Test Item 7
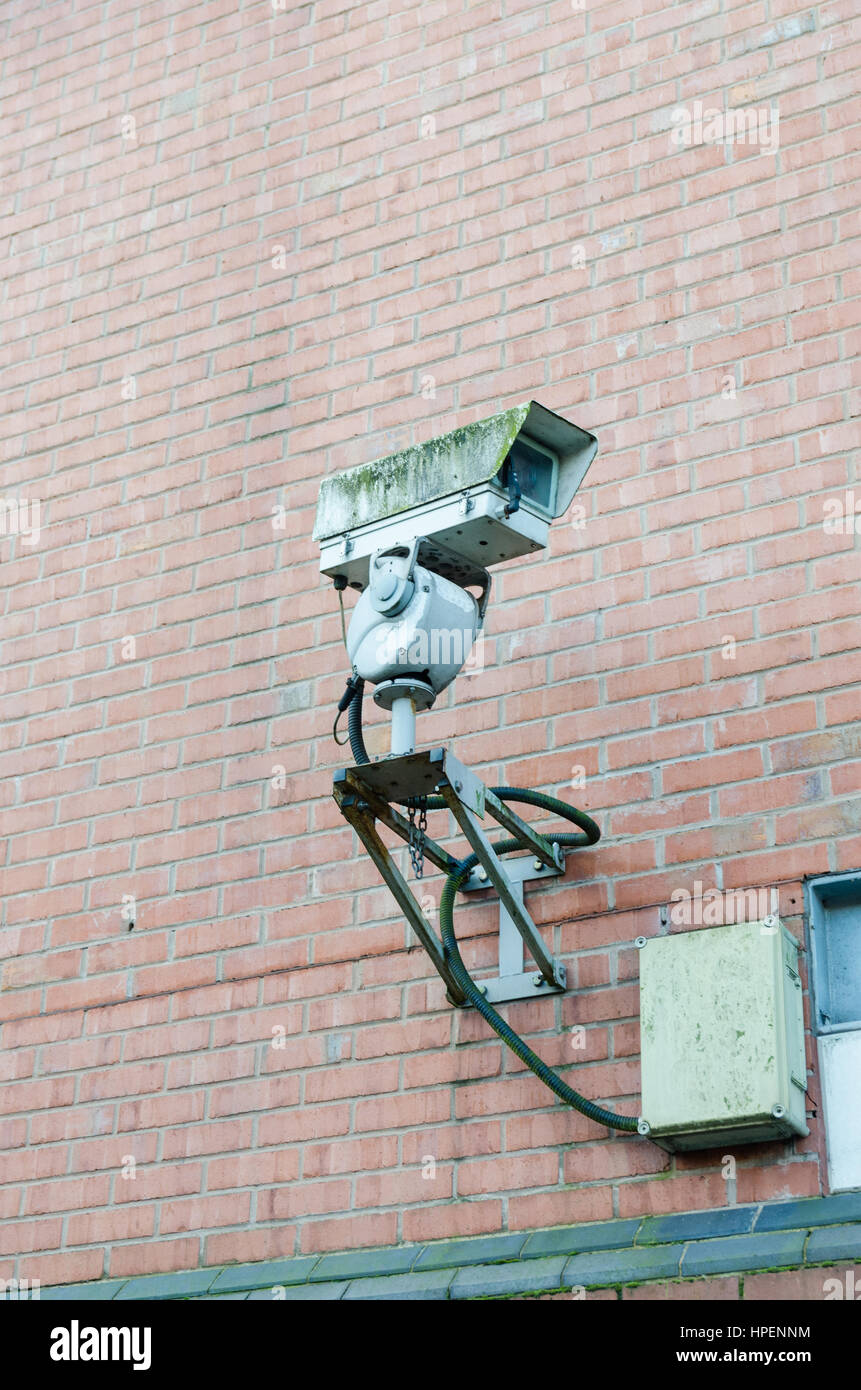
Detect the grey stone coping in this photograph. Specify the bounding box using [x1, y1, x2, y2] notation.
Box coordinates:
[638, 1206, 758, 1245]
[115, 1268, 218, 1301]
[680, 1230, 807, 1278]
[312, 1245, 422, 1282]
[344, 1269, 456, 1300]
[31, 1191, 861, 1302]
[806, 1223, 861, 1263]
[451, 1256, 568, 1299]
[248, 1280, 348, 1301]
[564, 1242, 685, 1288]
[414, 1232, 526, 1270]
[210, 1255, 319, 1294]
[39, 1278, 129, 1302]
[190, 1290, 250, 1301]
[520, 1218, 641, 1259]
[753, 1190, 861, 1232]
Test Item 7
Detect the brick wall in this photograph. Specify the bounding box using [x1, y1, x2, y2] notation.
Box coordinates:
[1, 0, 859, 1287]
[536, 1267, 861, 1299]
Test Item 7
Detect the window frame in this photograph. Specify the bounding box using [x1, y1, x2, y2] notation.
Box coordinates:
[807, 870, 861, 1036]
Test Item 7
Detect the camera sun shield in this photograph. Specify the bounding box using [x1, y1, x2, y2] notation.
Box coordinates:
[314, 400, 597, 590]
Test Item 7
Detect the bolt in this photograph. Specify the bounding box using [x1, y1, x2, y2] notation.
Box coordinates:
[477, 867, 488, 882]
[532, 973, 543, 987]
[533, 857, 542, 871]
[454, 780, 462, 792]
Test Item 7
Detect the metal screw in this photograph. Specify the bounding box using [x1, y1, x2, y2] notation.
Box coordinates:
[533, 857, 542, 871]
[532, 973, 543, 987]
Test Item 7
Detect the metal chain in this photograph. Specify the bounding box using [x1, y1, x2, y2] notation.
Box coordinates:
[407, 797, 428, 879]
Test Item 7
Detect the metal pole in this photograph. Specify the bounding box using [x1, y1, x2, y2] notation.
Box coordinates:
[390, 694, 416, 756]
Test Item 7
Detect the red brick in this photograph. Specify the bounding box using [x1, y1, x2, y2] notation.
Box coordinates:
[204, 1225, 298, 1268]
[109, 1238, 201, 1279]
[744, 1266, 859, 1300]
[734, 1161, 820, 1204]
[617, 1175, 729, 1218]
[299, 1213, 399, 1254]
[401, 1201, 504, 1244]
[160, 1193, 252, 1235]
[19, 1248, 104, 1287]
[623, 1276, 740, 1300]
[508, 1186, 614, 1231]
[0, 1219, 63, 1257]
[66, 1206, 156, 1247]
[114, 1164, 204, 1205]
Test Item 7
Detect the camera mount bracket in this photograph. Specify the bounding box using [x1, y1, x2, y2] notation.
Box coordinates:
[332, 746, 567, 1007]
[460, 855, 567, 1004]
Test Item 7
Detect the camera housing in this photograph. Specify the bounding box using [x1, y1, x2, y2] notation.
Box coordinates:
[313, 400, 597, 592]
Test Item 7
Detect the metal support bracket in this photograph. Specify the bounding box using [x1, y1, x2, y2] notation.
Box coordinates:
[334, 788, 467, 1005]
[461, 855, 567, 1004]
[332, 747, 567, 1008]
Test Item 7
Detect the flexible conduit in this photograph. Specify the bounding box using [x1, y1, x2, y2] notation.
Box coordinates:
[346, 678, 638, 1132]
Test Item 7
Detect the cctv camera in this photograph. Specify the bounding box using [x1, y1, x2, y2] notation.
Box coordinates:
[315, 401, 597, 753]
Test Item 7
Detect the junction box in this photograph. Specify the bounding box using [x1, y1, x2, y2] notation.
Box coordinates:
[638, 918, 809, 1152]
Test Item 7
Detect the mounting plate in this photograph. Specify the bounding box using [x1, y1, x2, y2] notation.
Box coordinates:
[348, 746, 486, 816]
[462, 853, 566, 1003]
